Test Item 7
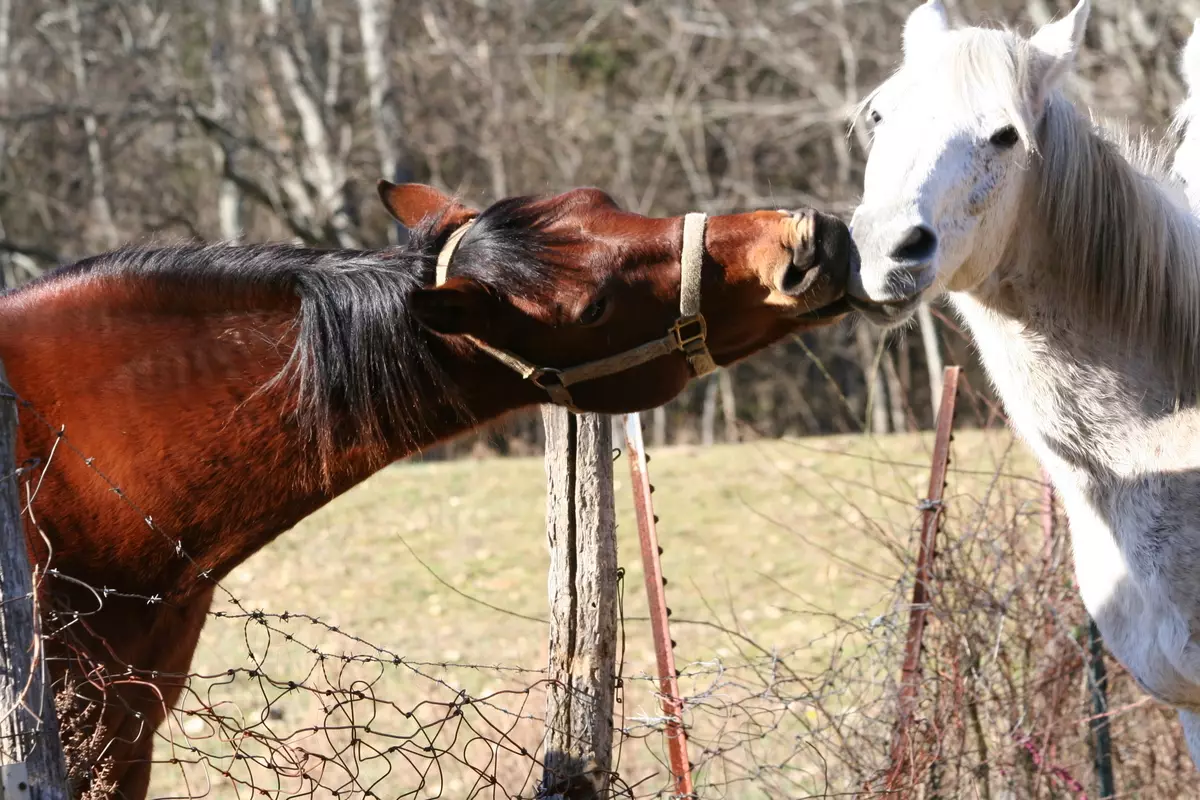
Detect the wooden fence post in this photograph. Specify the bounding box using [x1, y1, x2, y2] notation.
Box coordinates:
[539, 407, 618, 800]
[0, 361, 69, 800]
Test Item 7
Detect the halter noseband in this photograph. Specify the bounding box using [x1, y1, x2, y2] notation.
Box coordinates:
[434, 212, 717, 411]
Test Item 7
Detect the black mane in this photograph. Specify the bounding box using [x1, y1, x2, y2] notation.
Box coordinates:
[19, 196, 580, 467]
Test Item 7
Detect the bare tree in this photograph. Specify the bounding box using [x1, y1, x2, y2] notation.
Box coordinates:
[701, 375, 719, 446]
[356, 0, 403, 243]
[1, 0, 1189, 454]
[0, 0, 38, 288]
[856, 325, 889, 435]
[652, 406, 667, 448]
[64, 0, 119, 251]
[257, 0, 358, 248]
[209, 0, 244, 242]
[719, 369, 738, 443]
[917, 305, 944, 422]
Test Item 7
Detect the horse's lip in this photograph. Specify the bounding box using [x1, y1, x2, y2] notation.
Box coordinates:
[846, 293, 917, 311]
[846, 294, 920, 323]
[795, 294, 853, 321]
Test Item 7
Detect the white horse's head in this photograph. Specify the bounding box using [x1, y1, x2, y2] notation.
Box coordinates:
[848, 0, 1090, 326]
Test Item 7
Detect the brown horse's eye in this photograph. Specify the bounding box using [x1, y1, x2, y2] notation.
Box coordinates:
[578, 296, 611, 327]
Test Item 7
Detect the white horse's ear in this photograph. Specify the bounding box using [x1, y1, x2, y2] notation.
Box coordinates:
[903, 1, 949, 60]
[1182, 19, 1200, 94]
[1027, 0, 1089, 109]
[1029, 0, 1089, 74]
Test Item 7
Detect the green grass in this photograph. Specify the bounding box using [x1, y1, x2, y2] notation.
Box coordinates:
[146, 429, 1043, 799]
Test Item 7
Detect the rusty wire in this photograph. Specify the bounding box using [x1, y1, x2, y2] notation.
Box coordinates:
[0, 371, 1195, 800]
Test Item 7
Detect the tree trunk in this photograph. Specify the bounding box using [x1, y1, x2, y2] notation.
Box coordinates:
[780, 375, 820, 435]
[718, 368, 737, 443]
[652, 406, 667, 448]
[916, 304, 944, 427]
[0, 0, 10, 180]
[856, 324, 890, 434]
[882, 350, 907, 433]
[700, 375, 718, 446]
[66, 0, 118, 252]
[356, 0, 403, 244]
[0, 6, 17, 289]
[210, 1, 244, 242]
[754, 380, 777, 437]
[258, 0, 359, 248]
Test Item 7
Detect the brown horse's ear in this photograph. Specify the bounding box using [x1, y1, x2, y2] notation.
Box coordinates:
[410, 277, 494, 338]
[377, 180, 478, 234]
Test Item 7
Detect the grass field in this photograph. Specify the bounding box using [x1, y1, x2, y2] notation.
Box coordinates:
[146, 428, 1044, 799]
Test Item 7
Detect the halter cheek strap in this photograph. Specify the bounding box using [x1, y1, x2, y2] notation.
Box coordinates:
[434, 212, 716, 410]
[436, 221, 473, 286]
[678, 212, 717, 377]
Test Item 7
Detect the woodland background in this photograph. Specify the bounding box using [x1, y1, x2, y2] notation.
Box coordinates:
[1, 0, 1195, 456]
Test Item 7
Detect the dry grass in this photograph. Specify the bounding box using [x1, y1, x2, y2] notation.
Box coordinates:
[148, 427, 1179, 799]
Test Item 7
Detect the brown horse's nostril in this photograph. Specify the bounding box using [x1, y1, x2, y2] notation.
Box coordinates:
[778, 210, 853, 297]
[779, 211, 848, 296]
[814, 211, 853, 288]
[778, 260, 820, 296]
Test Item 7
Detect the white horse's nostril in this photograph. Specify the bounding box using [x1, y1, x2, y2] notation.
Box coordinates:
[888, 225, 938, 264]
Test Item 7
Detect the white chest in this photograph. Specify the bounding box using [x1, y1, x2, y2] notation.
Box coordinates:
[950, 292, 1200, 709]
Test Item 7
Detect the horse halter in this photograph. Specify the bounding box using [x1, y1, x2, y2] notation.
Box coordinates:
[434, 213, 717, 411]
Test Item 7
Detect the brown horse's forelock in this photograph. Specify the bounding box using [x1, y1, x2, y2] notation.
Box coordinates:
[16, 196, 584, 472]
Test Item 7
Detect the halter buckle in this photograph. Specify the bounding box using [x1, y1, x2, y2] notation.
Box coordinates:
[672, 313, 717, 378]
[671, 314, 708, 352]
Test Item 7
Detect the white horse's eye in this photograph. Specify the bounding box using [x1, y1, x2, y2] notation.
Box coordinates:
[870, 109, 883, 124]
[989, 124, 1020, 149]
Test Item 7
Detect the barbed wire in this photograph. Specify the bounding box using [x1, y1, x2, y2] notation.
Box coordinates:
[0, 373, 1194, 800]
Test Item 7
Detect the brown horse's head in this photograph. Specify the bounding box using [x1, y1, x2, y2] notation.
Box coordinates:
[380, 181, 853, 413]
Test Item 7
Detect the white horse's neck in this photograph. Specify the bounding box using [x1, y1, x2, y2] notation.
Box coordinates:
[949, 128, 1200, 483]
[946, 213, 1200, 718]
[947, 288, 1200, 480]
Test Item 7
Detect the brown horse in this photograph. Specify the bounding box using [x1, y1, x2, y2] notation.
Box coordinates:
[4, 182, 853, 798]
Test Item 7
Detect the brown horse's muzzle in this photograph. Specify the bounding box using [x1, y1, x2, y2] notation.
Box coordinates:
[783, 210, 855, 318]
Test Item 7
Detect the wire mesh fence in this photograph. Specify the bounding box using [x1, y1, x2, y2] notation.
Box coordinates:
[2, 348, 1195, 800]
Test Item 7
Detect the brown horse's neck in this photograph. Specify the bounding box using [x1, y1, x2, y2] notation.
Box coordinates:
[1, 248, 541, 600]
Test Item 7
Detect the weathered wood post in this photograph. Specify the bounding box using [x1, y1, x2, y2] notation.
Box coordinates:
[0, 361, 69, 800]
[538, 407, 618, 800]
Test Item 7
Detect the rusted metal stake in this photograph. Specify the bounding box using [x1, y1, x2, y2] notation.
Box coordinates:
[623, 412, 695, 799]
[883, 365, 961, 794]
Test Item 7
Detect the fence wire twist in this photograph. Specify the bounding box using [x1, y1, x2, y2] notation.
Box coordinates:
[3, 374, 1197, 800]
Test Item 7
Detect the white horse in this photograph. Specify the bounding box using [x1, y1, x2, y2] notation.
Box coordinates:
[848, 0, 1200, 769]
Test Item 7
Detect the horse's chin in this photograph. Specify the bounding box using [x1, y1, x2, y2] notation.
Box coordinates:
[794, 295, 853, 322]
[847, 295, 921, 329]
